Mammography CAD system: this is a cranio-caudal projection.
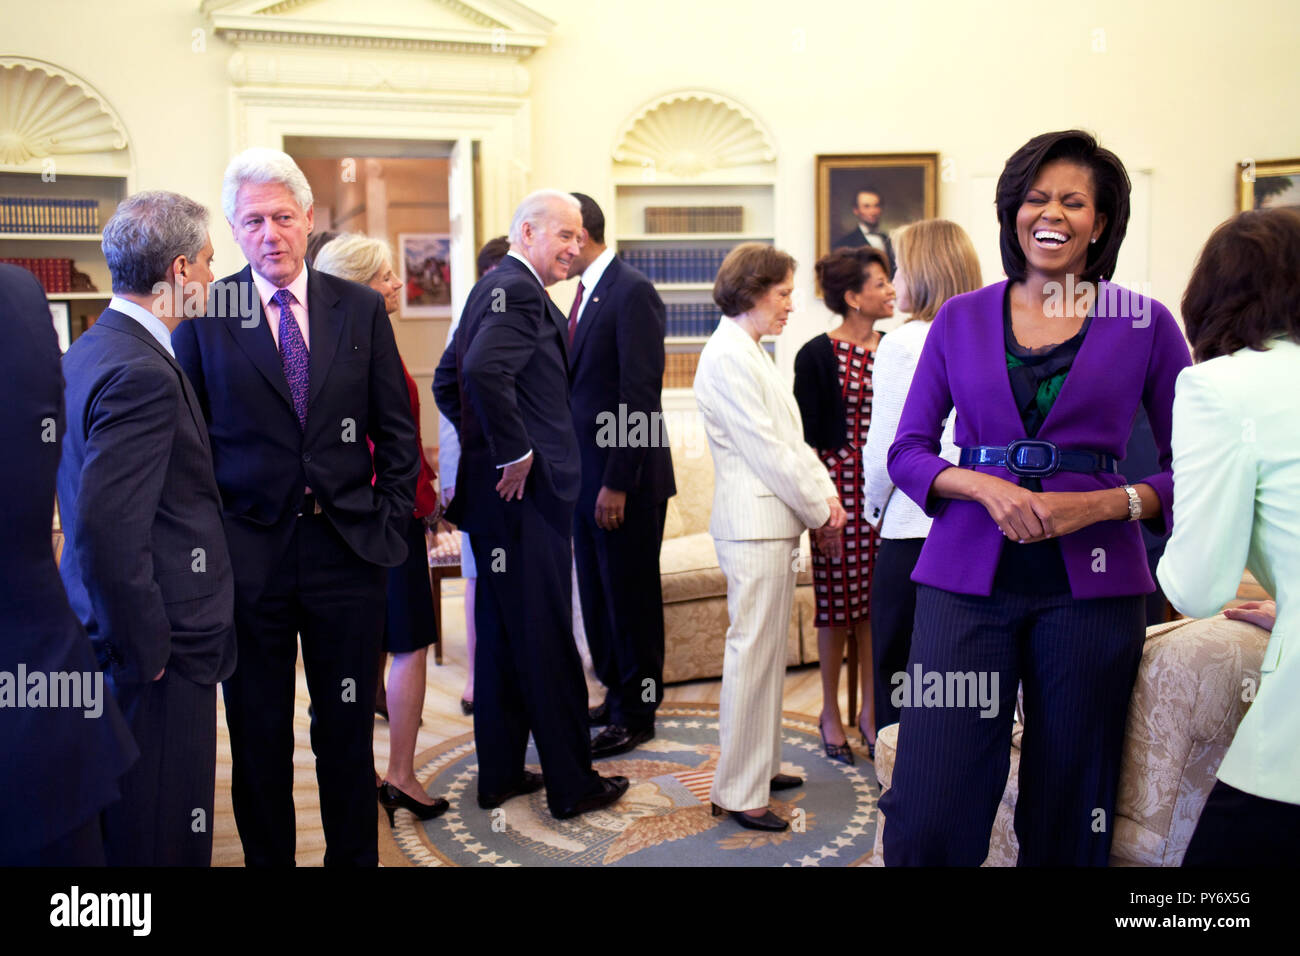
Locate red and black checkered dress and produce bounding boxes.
[810,339,881,627]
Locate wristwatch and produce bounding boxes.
[1121,484,1142,522]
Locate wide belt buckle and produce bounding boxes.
[1005,439,1060,478]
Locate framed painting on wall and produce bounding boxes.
[1238,158,1300,211]
[399,232,452,318]
[815,153,939,277]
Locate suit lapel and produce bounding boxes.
[97,309,210,449]
[305,265,344,412]
[568,258,618,370]
[219,266,294,412]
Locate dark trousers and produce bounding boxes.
[880,585,1145,866]
[470,495,601,811]
[573,499,668,728]
[4,815,106,867]
[102,667,217,866]
[1183,779,1300,866]
[224,513,386,866]
[869,537,925,732]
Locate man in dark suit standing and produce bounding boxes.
[173,149,418,866]
[833,189,894,273]
[0,264,137,866]
[565,193,676,757]
[433,190,627,819]
[57,191,235,865]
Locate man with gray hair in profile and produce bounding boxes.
[173,148,417,866]
[434,190,627,818]
[57,190,235,865]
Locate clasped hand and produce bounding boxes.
[978,479,1100,543]
[814,496,848,560]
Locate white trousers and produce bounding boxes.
[710,536,799,812]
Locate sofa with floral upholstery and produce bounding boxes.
[658,439,822,683]
[867,613,1270,866]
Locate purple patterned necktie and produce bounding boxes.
[274,288,309,430]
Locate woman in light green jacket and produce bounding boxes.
[1157,206,1300,866]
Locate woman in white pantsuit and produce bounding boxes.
[694,244,848,831]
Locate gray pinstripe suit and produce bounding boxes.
[694,317,837,811]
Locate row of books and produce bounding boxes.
[663,352,702,390]
[644,205,743,234]
[0,257,76,293]
[619,246,735,284]
[665,302,721,338]
[0,197,101,234]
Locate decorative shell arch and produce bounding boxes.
[0,58,130,166]
[611,90,776,179]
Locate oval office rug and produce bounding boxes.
[382,704,879,867]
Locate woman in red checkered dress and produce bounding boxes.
[794,246,895,765]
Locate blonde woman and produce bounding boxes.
[861,220,982,736]
[694,243,847,830]
[313,233,450,823]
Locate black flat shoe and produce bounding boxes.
[378,782,449,825]
[591,724,654,759]
[770,773,803,791]
[587,702,610,726]
[712,804,789,832]
[551,774,629,820]
[477,770,544,809]
[460,698,474,716]
[819,718,855,766]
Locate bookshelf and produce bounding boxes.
[0,170,128,346]
[614,182,776,391]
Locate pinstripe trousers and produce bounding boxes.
[710,536,799,812]
[880,584,1145,866]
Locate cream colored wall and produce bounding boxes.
[524,0,1300,378]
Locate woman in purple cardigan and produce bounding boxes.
[878,130,1191,866]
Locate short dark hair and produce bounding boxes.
[101,191,209,295]
[995,129,1130,282]
[305,230,339,268]
[476,235,510,278]
[815,246,889,316]
[854,189,881,206]
[713,243,795,316]
[1182,207,1300,362]
[570,192,605,244]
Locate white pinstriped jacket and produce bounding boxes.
[694,317,836,541]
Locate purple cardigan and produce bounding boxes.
[887,280,1191,598]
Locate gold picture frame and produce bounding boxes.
[815,153,939,275]
[1237,158,1300,212]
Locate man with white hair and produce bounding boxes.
[173,148,419,866]
[433,190,627,818]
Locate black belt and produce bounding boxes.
[959,440,1118,478]
[297,492,323,517]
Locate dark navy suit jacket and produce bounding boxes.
[0,265,136,858]
[58,308,237,686]
[567,255,675,510]
[433,254,579,538]
[173,265,419,601]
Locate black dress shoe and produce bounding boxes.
[552,775,629,820]
[477,770,544,809]
[587,702,610,726]
[711,803,789,831]
[770,773,803,790]
[591,724,654,758]
[460,698,474,716]
[378,782,449,825]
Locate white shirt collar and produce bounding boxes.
[578,247,615,292]
[507,249,545,287]
[109,295,175,357]
[251,262,311,313]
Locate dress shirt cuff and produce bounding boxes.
[498,448,532,469]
